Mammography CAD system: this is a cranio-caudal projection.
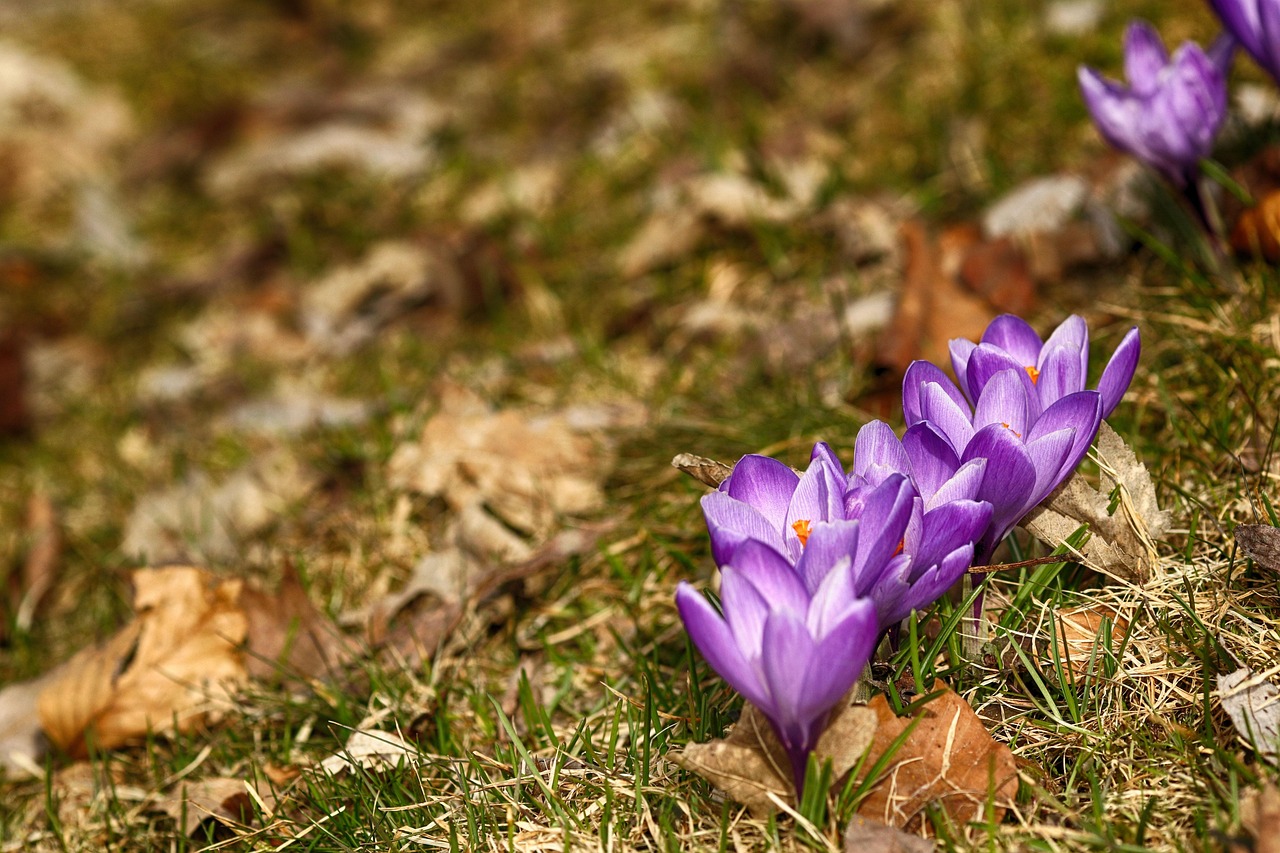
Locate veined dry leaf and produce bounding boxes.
[670,453,733,488]
[1237,524,1280,574]
[158,777,276,838]
[1217,668,1280,759]
[675,696,877,815]
[15,491,60,632]
[37,566,248,756]
[843,816,935,853]
[319,729,420,775]
[236,562,350,683]
[857,682,1018,835]
[0,674,52,773]
[1240,784,1280,853]
[1021,421,1168,582]
[1231,190,1280,261]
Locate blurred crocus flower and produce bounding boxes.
[948,314,1140,420]
[1078,21,1231,187]
[1208,0,1280,82]
[675,473,906,788]
[900,365,1103,560]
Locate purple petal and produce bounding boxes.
[1037,344,1084,406]
[720,566,771,662]
[1028,390,1103,482]
[949,338,978,404]
[806,557,860,637]
[1208,31,1238,79]
[761,612,821,729]
[973,368,1031,437]
[1025,427,1077,502]
[966,345,1040,419]
[1097,327,1140,417]
[902,361,968,427]
[802,600,877,713]
[676,583,769,710]
[913,500,992,569]
[962,425,1039,555]
[724,455,800,527]
[853,420,910,479]
[928,457,987,508]
[902,422,962,500]
[785,459,842,557]
[1257,0,1280,80]
[919,382,976,452]
[1210,0,1264,62]
[724,539,811,617]
[980,315,1043,367]
[850,475,914,583]
[1039,315,1089,381]
[796,520,861,595]
[1161,42,1228,162]
[810,441,846,478]
[1079,66,1147,162]
[896,545,976,621]
[702,491,783,567]
[1124,21,1171,96]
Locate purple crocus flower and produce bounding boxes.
[900,364,1103,560]
[1208,0,1280,83]
[1077,21,1231,187]
[678,475,913,793]
[947,314,1140,419]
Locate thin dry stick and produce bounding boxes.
[969,554,1069,575]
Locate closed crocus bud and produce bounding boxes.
[1078,21,1231,187]
[1209,0,1280,82]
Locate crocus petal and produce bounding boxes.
[1163,43,1228,159]
[1259,0,1280,80]
[1037,343,1084,405]
[1079,66,1148,161]
[785,459,839,557]
[1039,314,1089,381]
[701,491,782,567]
[853,420,910,479]
[720,566,771,663]
[1124,21,1171,97]
[902,422,962,500]
[927,457,987,508]
[896,545,976,621]
[724,539,811,617]
[724,455,799,527]
[973,368,1031,437]
[1097,327,1140,417]
[919,381,976,451]
[850,475,914,585]
[810,441,846,478]
[806,557,860,637]
[676,583,769,710]
[902,361,968,426]
[796,520,861,595]
[1028,390,1103,481]
[1208,31,1238,79]
[802,600,877,713]
[962,425,1038,555]
[761,612,821,732]
[980,314,1043,367]
[913,500,993,569]
[1210,0,1264,63]
[966,345,1040,418]
[1025,427,1077,501]
[949,338,978,404]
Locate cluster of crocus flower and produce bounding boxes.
[677,314,1139,794]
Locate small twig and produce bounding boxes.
[968,554,1070,575]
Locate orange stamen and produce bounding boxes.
[792,519,813,547]
[1001,422,1022,439]
[893,538,905,557]
[1025,365,1040,385]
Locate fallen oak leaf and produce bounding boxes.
[236,561,351,683]
[856,682,1018,835]
[1037,603,1131,680]
[675,694,878,816]
[157,777,277,838]
[670,453,733,488]
[1021,421,1169,582]
[1237,524,1280,574]
[37,566,248,756]
[1217,667,1280,760]
[843,816,935,853]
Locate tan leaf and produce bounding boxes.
[0,674,52,773]
[1237,524,1280,574]
[670,453,733,489]
[1241,784,1280,853]
[37,566,248,755]
[1217,668,1280,759]
[15,491,60,633]
[157,777,276,838]
[857,682,1018,835]
[1021,421,1168,582]
[1038,604,1130,679]
[319,729,420,775]
[675,696,878,816]
[843,816,935,853]
[236,562,350,683]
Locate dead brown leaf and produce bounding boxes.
[15,491,60,632]
[37,566,248,756]
[1021,421,1168,582]
[843,816,935,853]
[876,220,996,375]
[155,777,275,838]
[670,453,733,489]
[0,674,52,773]
[1217,667,1280,759]
[1238,524,1280,574]
[1240,784,1280,853]
[1039,604,1130,679]
[318,728,420,775]
[236,562,350,683]
[1231,190,1280,261]
[857,682,1018,835]
[675,695,878,815]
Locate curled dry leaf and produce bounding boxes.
[1021,422,1168,582]
[15,491,60,633]
[675,695,877,816]
[843,816,935,853]
[236,562,351,683]
[0,675,52,773]
[1217,668,1280,759]
[158,777,277,838]
[1038,603,1130,679]
[319,729,420,775]
[37,566,248,756]
[857,683,1018,835]
[1240,784,1280,853]
[670,453,733,489]
[1237,524,1280,574]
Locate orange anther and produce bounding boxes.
[791,519,813,547]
